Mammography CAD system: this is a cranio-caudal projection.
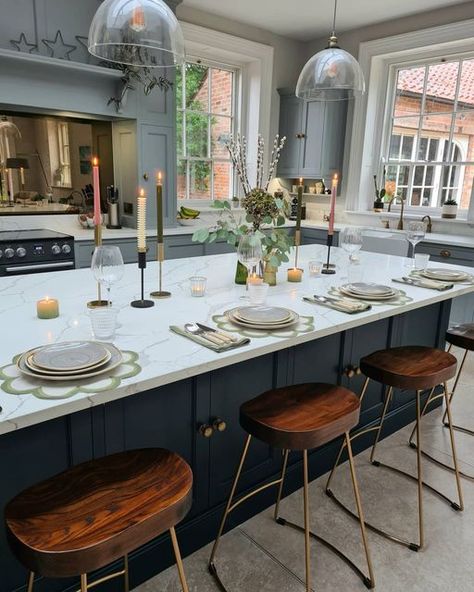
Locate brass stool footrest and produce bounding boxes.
[372,459,463,510]
[408,442,474,483]
[326,487,420,551]
[443,422,474,437]
[276,516,374,589]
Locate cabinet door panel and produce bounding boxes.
[320,101,347,176]
[208,354,278,507]
[300,101,325,176]
[277,94,302,176]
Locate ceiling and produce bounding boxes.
[180,0,468,41]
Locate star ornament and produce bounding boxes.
[42,30,76,60]
[11,33,38,54]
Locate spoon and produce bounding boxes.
[184,323,228,345]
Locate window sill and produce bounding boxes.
[346,210,472,226]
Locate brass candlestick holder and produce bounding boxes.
[150,243,171,299]
[87,224,109,308]
[131,249,155,308]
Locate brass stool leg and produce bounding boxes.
[370,386,393,464]
[26,572,34,592]
[124,554,129,592]
[415,390,424,550]
[345,433,375,588]
[274,449,289,522]
[208,435,252,581]
[442,381,465,511]
[170,527,190,592]
[442,349,471,434]
[302,450,311,592]
[408,387,436,446]
[80,574,88,592]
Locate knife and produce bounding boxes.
[196,323,237,343]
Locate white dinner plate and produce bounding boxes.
[17,343,122,381]
[234,306,293,325]
[32,341,109,372]
[226,308,299,330]
[421,268,469,282]
[345,282,395,296]
[25,349,112,376]
[339,286,399,301]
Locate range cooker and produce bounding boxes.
[0,229,75,276]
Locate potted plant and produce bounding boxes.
[193,133,292,284]
[231,196,240,209]
[442,199,458,219]
[373,173,385,212]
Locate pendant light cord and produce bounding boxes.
[332,0,338,35]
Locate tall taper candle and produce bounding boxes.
[328,173,338,235]
[296,177,303,232]
[137,188,147,252]
[92,157,101,225]
[8,168,14,203]
[156,171,163,243]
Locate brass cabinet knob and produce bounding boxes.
[295,133,301,139]
[213,418,227,433]
[143,173,149,181]
[300,133,306,139]
[199,424,214,438]
[440,249,451,258]
[344,365,361,378]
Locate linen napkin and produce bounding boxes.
[392,277,453,291]
[303,296,371,314]
[170,325,250,352]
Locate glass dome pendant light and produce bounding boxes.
[296,0,365,101]
[88,0,185,68]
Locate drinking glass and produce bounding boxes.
[237,233,263,288]
[340,227,363,262]
[91,245,124,305]
[406,221,426,267]
[90,307,119,341]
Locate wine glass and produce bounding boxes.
[406,221,426,267]
[340,227,363,262]
[237,233,263,289]
[91,245,124,305]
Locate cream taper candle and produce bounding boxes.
[137,188,147,252]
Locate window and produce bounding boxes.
[382,57,474,211]
[48,120,71,188]
[176,61,237,201]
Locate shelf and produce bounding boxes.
[0,48,122,79]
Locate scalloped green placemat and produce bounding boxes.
[328,287,413,306]
[0,350,141,400]
[212,313,314,338]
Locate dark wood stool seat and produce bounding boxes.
[360,346,457,390]
[5,448,193,579]
[240,383,361,451]
[446,323,474,351]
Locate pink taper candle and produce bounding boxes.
[92,157,101,225]
[328,173,338,235]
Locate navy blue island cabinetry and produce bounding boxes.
[1,301,450,592]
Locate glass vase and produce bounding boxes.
[263,262,278,286]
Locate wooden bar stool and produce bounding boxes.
[5,448,192,592]
[408,324,474,480]
[208,383,375,591]
[326,346,463,552]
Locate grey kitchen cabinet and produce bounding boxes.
[75,238,158,269]
[301,228,338,246]
[417,241,474,324]
[277,90,347,179]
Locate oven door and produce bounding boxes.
[0,260,75,276]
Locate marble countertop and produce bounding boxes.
[1,245,473,435]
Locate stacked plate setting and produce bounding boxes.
[339,282,399,301]
[419,268,470,282]
[17,341,123,381]
[226,306,299,330]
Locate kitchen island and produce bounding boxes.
[1,245,473,592]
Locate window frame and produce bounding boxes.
[379,56,474,213]
[345,19,474,224]
[176,57,240,204]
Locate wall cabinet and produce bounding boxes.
[300,227,338,246]
[277,90,347,179]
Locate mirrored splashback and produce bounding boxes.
[0,111,114,215]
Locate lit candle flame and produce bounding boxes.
[157,171,163,184]
[139,187,146,198]
[299,177,303,185]
[93,157,99,167]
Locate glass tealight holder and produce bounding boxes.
[248,282,269,305]
[308,260,322,277]
[90,306,118,341]
[414,253,430,270]
[190,276,207,297]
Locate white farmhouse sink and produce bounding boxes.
[361,229,409,256]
